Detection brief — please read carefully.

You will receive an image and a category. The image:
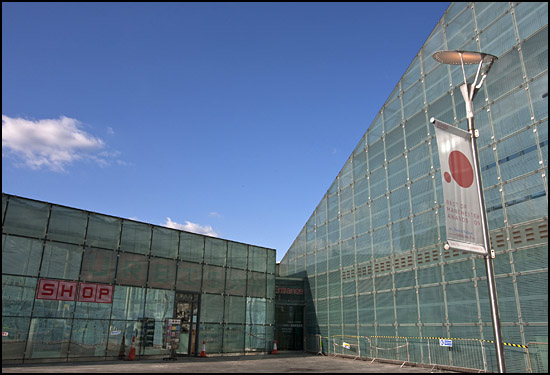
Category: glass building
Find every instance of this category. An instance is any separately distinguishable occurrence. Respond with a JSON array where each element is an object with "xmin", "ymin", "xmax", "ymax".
[
  {"xmin": 280, "ymin": 2, "xmax": 547, "ymax": 373},
  {"xmin": 2, "ymin": 193, "xmax": 276, "ymax": 363}
]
